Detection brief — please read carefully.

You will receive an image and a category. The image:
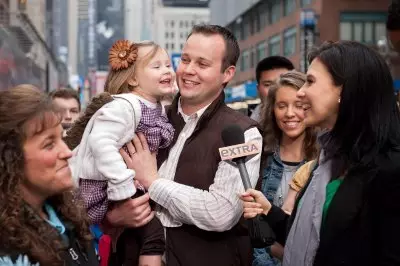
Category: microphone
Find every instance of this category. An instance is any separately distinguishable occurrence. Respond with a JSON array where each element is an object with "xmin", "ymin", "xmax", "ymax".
[
  {"xmin": 220, "ymin": 124, "xmax": 260, "ymax": 190},
  {"xmin": 220, "ymin": 124, "xmax": 276, "ymax": 248}
]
